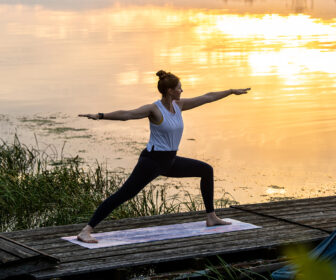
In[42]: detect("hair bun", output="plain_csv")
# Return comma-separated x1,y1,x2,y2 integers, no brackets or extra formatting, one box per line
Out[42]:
156,70,168,80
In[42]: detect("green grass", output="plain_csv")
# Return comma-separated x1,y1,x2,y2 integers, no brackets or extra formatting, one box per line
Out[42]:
0,135,237,232
203,256,270,280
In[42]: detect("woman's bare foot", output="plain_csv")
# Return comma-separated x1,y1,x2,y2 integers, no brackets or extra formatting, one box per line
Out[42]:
77,225,98,243
206,212,231,227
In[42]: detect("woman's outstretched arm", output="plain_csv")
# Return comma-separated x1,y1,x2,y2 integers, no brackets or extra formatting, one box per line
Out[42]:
178,88,250,111
78,104,154,121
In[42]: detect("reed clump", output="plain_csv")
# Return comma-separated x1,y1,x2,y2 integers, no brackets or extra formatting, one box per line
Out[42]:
0,135,237,232
203,256,270,280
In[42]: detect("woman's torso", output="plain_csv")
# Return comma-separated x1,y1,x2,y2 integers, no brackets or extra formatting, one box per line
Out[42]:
149,100,182,124
146,99,184,152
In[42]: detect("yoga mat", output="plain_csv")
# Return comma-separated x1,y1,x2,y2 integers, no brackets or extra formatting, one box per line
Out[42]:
62,218,261,249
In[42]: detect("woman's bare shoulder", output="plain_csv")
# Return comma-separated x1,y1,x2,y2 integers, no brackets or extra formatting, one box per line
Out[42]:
136,103,158,113
149,102,159,111
149,102,162,121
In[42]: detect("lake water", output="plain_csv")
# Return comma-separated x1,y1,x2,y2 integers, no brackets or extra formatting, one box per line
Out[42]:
1,0,336,204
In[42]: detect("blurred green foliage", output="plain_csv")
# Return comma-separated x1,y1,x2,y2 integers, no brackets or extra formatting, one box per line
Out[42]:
286,246,336,280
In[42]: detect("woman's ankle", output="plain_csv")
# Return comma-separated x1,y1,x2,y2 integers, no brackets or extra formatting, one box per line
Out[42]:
82,225,94,233
206,211,216,218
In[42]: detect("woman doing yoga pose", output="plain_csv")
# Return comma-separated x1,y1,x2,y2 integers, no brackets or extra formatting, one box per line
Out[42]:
77,70,250,243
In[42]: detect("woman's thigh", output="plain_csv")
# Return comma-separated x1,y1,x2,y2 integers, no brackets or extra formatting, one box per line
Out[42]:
115,156,162,197
161,156,213,178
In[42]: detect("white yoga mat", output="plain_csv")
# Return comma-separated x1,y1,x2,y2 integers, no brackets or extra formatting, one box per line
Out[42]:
62,218,261,249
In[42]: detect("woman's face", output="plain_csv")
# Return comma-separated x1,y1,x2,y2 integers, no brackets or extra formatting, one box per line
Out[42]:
168,81,183,100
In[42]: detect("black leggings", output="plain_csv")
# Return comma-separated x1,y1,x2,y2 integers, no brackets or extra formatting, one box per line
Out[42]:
88,148,215,228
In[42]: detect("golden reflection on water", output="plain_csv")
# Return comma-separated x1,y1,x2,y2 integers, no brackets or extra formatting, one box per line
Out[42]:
1,2,336,203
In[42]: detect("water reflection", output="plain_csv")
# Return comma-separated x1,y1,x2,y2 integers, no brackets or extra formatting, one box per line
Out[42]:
0,0,326,14
0,0,336,203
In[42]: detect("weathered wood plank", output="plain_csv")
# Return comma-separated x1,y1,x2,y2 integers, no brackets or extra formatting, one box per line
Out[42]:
232,196,336,233
0,250,19,264
55,227,324,264
0,235,59,262
35,219,280,253
235,204,336,215
235,197,336,212
0,257,60,280
0,236,60,280
239,196,336,209
235,201,334,213
0,236,39,262
243,212,336,226
32,230,325,280
35,218,304,255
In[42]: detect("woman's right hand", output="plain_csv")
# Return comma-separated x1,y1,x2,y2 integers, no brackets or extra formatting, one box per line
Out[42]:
78,114,99,120
232,88,251,95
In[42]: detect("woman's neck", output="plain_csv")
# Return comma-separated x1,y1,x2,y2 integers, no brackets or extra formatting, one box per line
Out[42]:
161,96,175,113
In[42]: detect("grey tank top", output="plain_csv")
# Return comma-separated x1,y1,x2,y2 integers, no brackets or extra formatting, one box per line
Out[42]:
146,100,184,151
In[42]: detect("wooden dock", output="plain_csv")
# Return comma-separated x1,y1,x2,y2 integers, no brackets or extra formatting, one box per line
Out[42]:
0,235,59,280
2,196,336,279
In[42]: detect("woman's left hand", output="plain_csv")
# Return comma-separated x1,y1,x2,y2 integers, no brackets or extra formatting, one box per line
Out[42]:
232,88,251,95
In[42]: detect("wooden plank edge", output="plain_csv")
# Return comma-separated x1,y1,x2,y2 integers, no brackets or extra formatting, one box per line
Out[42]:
0,234,59,264
230,205,332,234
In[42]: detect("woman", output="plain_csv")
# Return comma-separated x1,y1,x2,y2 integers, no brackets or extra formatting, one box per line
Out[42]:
77,70,250,243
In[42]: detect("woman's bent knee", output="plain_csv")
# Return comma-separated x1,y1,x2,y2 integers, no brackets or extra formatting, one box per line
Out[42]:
202,162,213,177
